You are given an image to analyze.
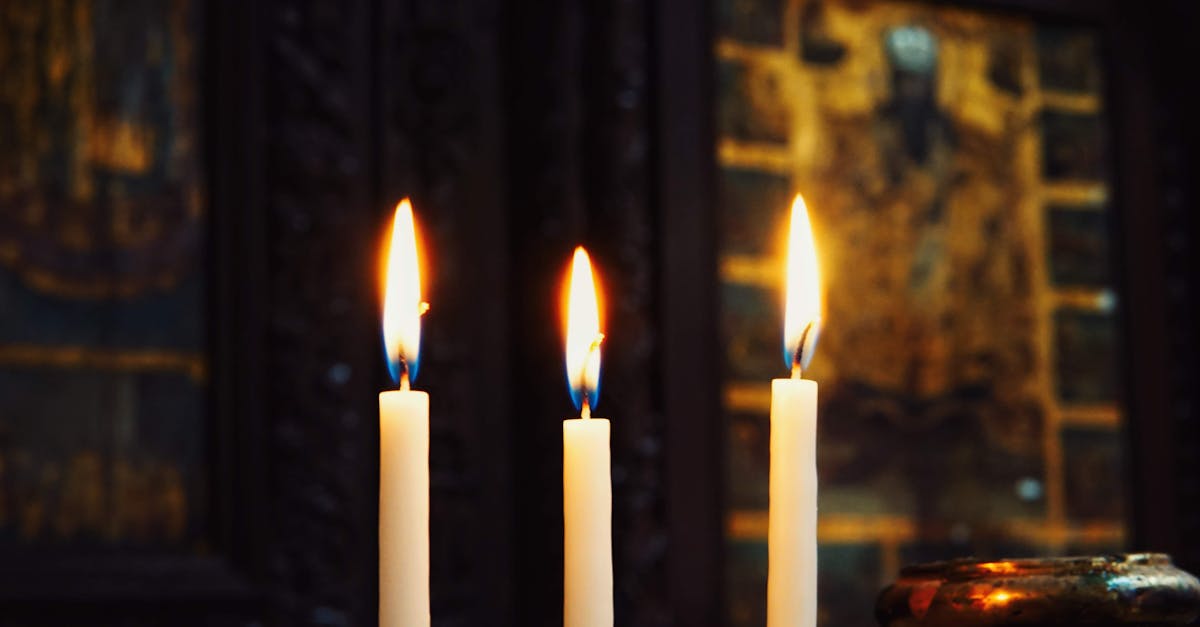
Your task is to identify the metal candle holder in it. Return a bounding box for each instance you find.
[876,553,1200,626]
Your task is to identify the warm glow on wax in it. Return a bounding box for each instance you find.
[378,198,430,627]
[783,193,822,372]
[561,246,612,627]
[564,246,603,414]
[382,198,425,385]
[768,192,822,627]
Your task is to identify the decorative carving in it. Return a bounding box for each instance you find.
[260,0,377,625]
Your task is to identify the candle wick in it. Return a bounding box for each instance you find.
[400,369,411,392]
[789,319,817,380]
[576,332,603,419]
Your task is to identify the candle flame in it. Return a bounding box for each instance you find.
[564,247,603,414]
[382,198,426,386]
[783,193,822,373]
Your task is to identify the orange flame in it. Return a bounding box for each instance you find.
[564,247,603,415]
[783,193,822,373]
[381,198,425,386]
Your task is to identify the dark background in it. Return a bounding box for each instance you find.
[0,0,1198,625]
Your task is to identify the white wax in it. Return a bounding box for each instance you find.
[768,378,818,627]
[379,390,430,627]
[563,417,613,627]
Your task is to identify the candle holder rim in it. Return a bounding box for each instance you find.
[898,552,1173,581]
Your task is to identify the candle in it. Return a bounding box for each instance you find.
[378,198,431,627]
[562,247,613,627]
[768,194,823,627]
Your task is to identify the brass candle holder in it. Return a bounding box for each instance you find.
[876,553,1200,626]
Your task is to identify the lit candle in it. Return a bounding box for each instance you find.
[768,194,822,627]
[562,247,613,627]
[379,198,431,627]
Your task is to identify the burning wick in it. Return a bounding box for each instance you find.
[580,332,605,419]
[790,320,819,381]
[397,301,431,392]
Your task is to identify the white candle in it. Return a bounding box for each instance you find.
[379,388,429,627]
[768,378,817,627]
[378,198,431,627]
[768,194,822,627]
[564,417,612,627]
[562,247,613,627]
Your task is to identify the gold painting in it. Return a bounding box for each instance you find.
[0,0,205,551]
[716,1,1120,625]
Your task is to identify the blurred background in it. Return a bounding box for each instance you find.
[0,0,1197,626]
